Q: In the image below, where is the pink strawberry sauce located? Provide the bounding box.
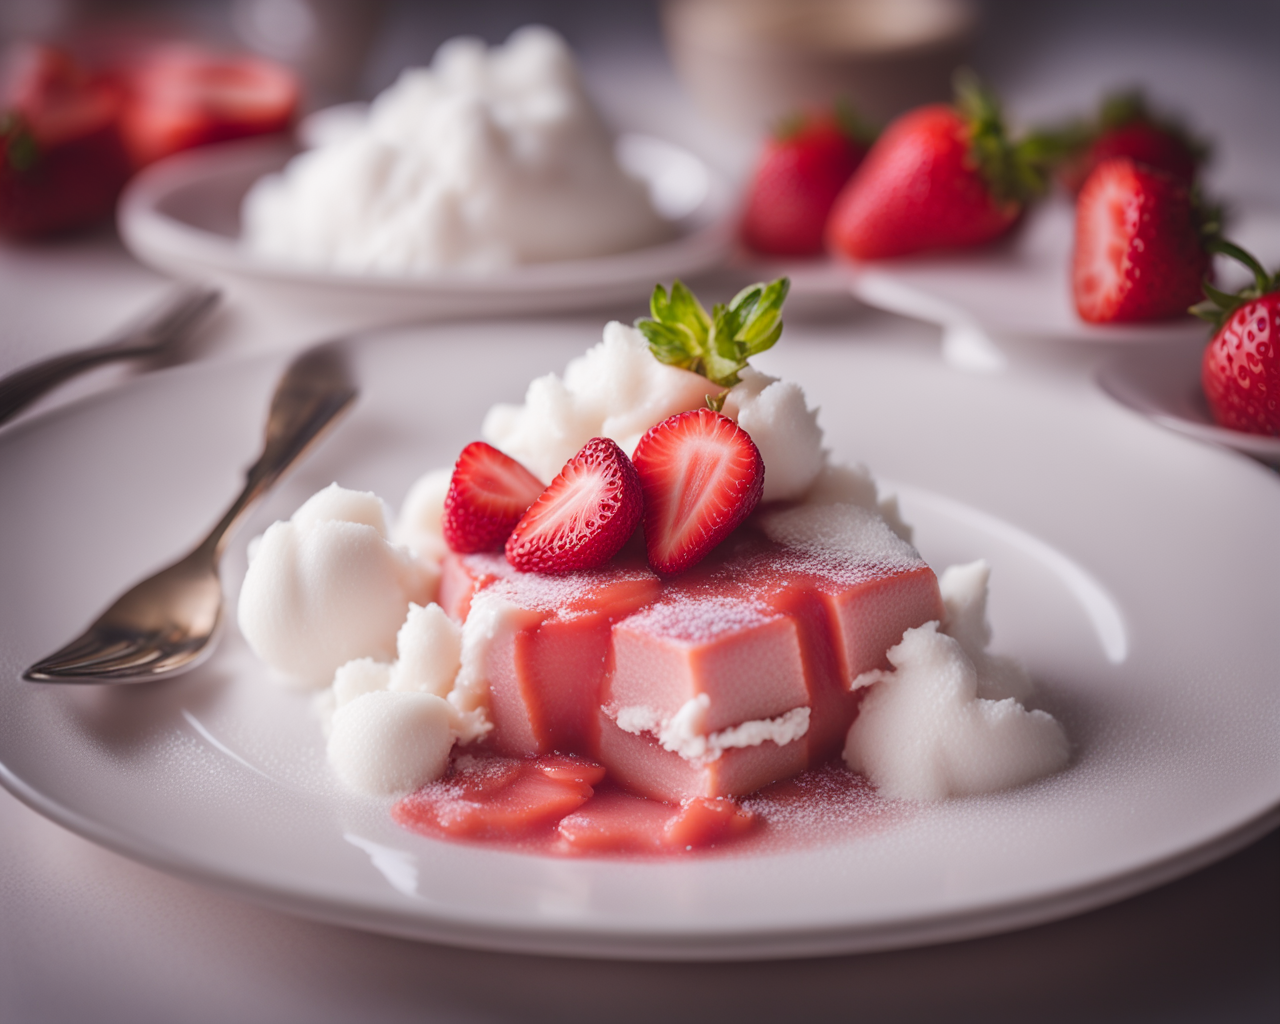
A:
[393,752,908,858]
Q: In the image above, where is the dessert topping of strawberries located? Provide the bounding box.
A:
[505,437,643,573]
[740,104,873,257]
[1072,156,1211,324]
[826,71,1050,261]
[632,408,764,575]
[635,277,789,389]
[1195,241,1280,436]
[443,441,546,554]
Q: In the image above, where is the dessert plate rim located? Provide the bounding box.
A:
[2,320,1279,961]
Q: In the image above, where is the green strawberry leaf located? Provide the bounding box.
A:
[1189,239,1280,331]
[636,277,790,387]
[954,68,1050,205]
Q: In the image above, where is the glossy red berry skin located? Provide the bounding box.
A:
[741,114,865,257]
[826,105,1021,260]
[1202,293,1280,435]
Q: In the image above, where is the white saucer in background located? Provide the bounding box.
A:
[845,196,1280,372]
[1098,339,1280,464]
[118,133,734,337]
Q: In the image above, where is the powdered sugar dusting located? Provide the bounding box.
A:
[757,503,924,587]
[620,593,780,644]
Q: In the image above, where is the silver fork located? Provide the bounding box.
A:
[24,341,358,684]
[0,285,221,428]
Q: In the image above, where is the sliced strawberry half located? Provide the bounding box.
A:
[505,437,643,573]
[632,408,764,575]
[119,45,298,167]
[443,441,546,554]
[1072,156,1208,323]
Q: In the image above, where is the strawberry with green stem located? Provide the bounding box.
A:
[1052,90,1208,195]
[826,70,1051,260]
[1195,240,1280,436]
[741,103,874,257]
[635,277,790,404]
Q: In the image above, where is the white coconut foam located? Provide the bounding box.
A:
[844,562,1068,801]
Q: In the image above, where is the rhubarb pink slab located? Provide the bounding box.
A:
[1,317,1279,960]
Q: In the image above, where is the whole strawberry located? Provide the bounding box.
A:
[741,106,871,257]
[1072,157,1209,323]
[826,72,1045,260]
[1195,242,1280,435]
[1058,91,1207,195]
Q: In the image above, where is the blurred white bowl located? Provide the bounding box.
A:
[661,0,976,134]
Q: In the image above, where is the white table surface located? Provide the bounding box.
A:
[3,5,1280,1019]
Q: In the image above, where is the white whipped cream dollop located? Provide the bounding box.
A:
[241,26,669,274]
[327,690,454,796]
[319,601,472,795]
[237,484,438,688]
[394,467,452,562]
[481,320,829,498]
[843,561,1068,801]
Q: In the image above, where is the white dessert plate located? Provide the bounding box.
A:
[2,319,1279,961]
[1097,336,1280,464]
[844,196,1280,366]
[118,134,733,332]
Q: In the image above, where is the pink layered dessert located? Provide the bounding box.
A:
[437,512,943,804]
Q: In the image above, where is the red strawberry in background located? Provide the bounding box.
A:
[443,441,546,554]
[1195,241,1280,436]
[506,437,643,574]
[1058,90,1207,195]
[1072,157,1209,323]
[740,105,871,257]
[119,44,298,167]
[0,45,131,237]
[632,408,764,575]
[826,72,1046,260]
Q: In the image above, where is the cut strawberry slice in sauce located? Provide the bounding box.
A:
[443,441,546,554]
[505,436,642,573]
[631,408,764,575]
[393,754,606,839]
[556,790,757,854]
[119,44,298,167]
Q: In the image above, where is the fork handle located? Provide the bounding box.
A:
[0,346,151,426]
[204,342,358,556]
[0,286,220,428]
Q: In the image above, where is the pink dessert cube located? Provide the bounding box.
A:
[441,510,942,802]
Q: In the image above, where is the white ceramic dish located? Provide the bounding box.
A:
[2,319,1279,960]
[845,197,1280,370]
[118,135,734,333]
[1098,337,1280,464]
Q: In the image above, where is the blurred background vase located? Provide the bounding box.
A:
[661,0,977,134]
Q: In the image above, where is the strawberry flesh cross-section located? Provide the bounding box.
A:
[505,437,643,573]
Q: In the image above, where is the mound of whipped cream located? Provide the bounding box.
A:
[237,320,1069,801]
[241,26,670,274]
